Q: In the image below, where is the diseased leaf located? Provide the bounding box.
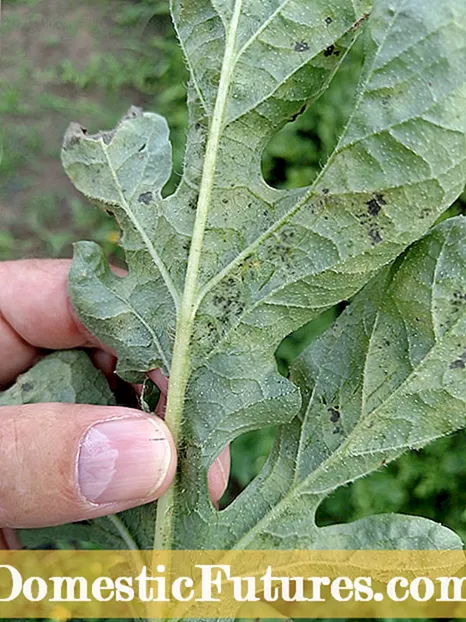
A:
[210,216,466,551]
[0,351,115,407]
[62,109,177,381]
[14,0,466,557]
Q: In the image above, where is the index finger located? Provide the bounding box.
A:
[0,259,102,386]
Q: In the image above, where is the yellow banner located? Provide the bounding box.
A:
[1,550,466,618]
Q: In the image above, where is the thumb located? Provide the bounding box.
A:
[0,404,176,528]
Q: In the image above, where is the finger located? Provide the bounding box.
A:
[0,404,176,528]
[0,529,22,550]
[88,348,118,388]
[147,369,169,395]
[208,445,230,505]
[0,259,120,386]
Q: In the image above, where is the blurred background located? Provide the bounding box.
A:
[2,0,466,581]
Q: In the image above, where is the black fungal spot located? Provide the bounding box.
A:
[281,228,296,244]
[333,427,341,435]
[325,16,333,25]
[294,40,310,52]
[138,192,153,205]
[138,143,147,153]
[452,291,466,306]
[324,44,335,57]
[450,348,466,369]
[188,196,199,211]
[369,227,383,244]
[328,407,340,423]
[366,193,387,216]
[322,188,330,195]
[22,382,33,392]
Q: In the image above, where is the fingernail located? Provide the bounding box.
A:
[78,418,171,504]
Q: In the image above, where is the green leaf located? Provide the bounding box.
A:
[56,0,466,554]
[0,350,115,407]
[62,108,177,381]
[225,215,466,551]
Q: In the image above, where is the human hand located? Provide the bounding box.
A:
[0,260,229,545]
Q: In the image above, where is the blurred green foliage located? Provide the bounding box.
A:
[2,0,466,570]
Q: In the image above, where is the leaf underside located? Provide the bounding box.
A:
[3,0,466,561]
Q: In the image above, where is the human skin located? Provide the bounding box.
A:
[0,260,229,547]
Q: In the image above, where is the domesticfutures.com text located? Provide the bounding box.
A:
[1,563,466,604]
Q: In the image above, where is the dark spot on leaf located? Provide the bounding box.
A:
[324,44,335,57]
[138,143,147,153]
[333,427,341,435]
[328,407,340,423]
[138,192,153,205]
[322,188,330,195]
[450,348,466,369]
[452,291,466,306]
[369,227,383,244]
[325,16,333,25]
[22,382,33,392]
[366,193,387,216]
[294,41,309,52]
[188,196,198,211]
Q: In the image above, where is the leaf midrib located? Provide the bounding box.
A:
[153,0,244,552]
